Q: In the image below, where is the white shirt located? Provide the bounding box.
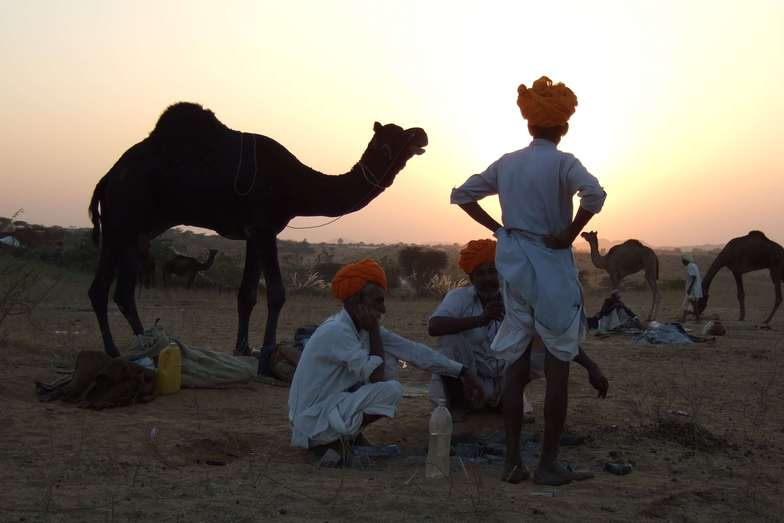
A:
[288,309,463,447]
[431,286,499,344]
[450,139,606,234]
[686,262,703,299]
[451,140,606,361]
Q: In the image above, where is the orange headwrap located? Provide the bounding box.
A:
[331,258,388,301]
[458,239,496,275]
[516,76,578,128]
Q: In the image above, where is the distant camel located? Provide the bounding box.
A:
[697,231,783,324]
[88,102,427,366]
[162,249,218,289]
[581,231,661,320]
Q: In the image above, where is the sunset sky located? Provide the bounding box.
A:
[2,0,782,247]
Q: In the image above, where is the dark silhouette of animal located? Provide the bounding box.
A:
[581,232,660,320]
[88,102,428,372]
[698,231,783,323]
[162,249,218,288]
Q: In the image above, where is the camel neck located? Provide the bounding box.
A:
[287,164,386,218]
[588,241,607,269]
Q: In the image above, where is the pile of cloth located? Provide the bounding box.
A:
[633,322,713,345]
[36,323,260,408]
[587,292,644,335]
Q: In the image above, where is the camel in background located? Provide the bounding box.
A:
[698,231,783,324]
[581,231,661,320]
[162,249,218,289]
[87,102,428,371]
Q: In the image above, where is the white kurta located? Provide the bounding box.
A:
[686,262,703,300]
[451,139,606,364]
[288,308,464,448]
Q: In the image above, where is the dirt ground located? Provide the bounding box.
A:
[1,269,783,522]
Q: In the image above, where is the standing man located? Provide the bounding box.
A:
[681,253,703,322]
[451,76,607,485]
[288,259,484,450]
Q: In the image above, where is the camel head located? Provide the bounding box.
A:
[359,122,428,188]
[580,231,598,244]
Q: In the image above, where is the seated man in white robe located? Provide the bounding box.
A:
[428,239,538,420]
[288,259,484,450]
[430,239,608,425]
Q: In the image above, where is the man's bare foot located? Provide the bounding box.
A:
[534,462,594,486]
[501,462,530,483]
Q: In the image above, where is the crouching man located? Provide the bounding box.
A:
[428,239,535,420]
[288,259,484,449]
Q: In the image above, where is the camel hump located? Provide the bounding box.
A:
[621,239,645,248]
[748,230,768,239]
[149,102,228,143]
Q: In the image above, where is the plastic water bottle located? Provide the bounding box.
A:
[426,399,452,479]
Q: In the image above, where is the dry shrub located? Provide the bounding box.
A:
[0,261,60,330]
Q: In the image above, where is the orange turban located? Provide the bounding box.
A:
[331,258,388,301]
[516,76,578,127]
[458,239,496,275]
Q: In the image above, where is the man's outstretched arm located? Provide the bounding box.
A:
[573,346,608,398]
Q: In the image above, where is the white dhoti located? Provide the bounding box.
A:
[293,380,404,447]
[491,228,585,366]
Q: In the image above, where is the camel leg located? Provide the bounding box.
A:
[88,245,120,357]
[235,238,263,356]
[732,271,746,321]
[186,271,196,289]
[113,245,144,336]
[258,232,286,376]
[762,270,782,324]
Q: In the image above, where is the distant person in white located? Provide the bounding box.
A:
[288,259,484,449]
[451,76,608,486]
[680,253,703,322]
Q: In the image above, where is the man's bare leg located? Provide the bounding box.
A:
[534,351,593,485]
[501,345,532,483]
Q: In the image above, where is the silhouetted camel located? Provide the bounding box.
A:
[88,102,428,369]
[697,231,783,323]
[162,249,218,288]
[581,232,661,320]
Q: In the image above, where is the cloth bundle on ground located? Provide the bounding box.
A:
[125,323,257,387]
[36,351,155,409]
[268,325,317,382]
[588,294,643,334]
[633,322,713,345]
[37,323,259,405]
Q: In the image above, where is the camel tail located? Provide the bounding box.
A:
[88,177,106,246]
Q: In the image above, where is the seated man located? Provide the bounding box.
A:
[587,289,641,332]
[429,240,608,424]
[428,239,538,419]
[288,259,484,450]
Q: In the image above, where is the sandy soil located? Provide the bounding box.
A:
[1,269,783,522]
